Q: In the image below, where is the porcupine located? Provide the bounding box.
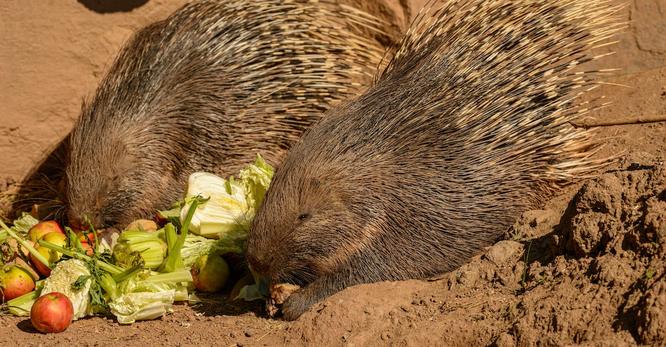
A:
[247,0,624,320]
[62,0,411,231]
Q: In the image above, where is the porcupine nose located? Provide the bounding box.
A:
[246,254,271,295]
[67,210,103,231]
[247,254,273,275]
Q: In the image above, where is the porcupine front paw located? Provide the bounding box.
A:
[281,290,315,321]
[279,274,347,321]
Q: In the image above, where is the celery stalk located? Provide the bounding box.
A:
[100,273,118,300]
[88,220,100,251]
[6,289,41,316]
[114,230,167,269]
[164,223,176,252]
[174,287,189,302]
[161,198,201,273]
[140,270,192,284]
[112,265,143,283]
[38,240,124,275]
[66,227,86,254]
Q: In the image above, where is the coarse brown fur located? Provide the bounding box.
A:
[247,0,625,320]
[62,0,407,230]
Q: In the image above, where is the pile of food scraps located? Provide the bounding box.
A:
[0,155,273,333]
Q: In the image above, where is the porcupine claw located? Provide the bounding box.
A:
[266,283,301,318]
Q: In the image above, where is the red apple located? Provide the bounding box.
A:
[30,292,74,333]
[27,221,64,243]
[0,265,36,301]
[30,232,67,277]
[12,257,40,283]
[30,246,53,277]
[42,232,67,247]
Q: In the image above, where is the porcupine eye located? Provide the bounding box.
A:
[295,179,319,223]
[297,212,311,222]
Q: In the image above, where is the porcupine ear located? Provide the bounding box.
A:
[378,0,625,193]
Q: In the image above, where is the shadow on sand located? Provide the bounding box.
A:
[10,135,69,221]
[77,0,149,14]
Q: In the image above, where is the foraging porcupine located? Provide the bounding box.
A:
[247,0,624,320]
[63,0,409,230]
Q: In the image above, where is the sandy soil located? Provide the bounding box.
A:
[1,0,665,346]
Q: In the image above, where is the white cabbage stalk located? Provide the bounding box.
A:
[181,234,245,267]
[180,155,274,239]
[109,270,191,324]
[40,259,92,320]
[180,173,250,238]
[109,291,176,325]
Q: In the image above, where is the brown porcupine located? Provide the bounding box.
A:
[247,0,624,320]
[62,0,409,230]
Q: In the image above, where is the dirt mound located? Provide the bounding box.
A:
[513,166,665,345]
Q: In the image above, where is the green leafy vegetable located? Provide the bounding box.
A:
[239,154,274,211]
[72,275,91,291]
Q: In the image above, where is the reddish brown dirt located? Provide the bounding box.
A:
[1,0,665,346]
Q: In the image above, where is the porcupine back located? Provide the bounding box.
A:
[247,0,625,319]
[378,0,624,192]
[63,0,403,229]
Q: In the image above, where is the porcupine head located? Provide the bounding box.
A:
[247,0,624,320]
